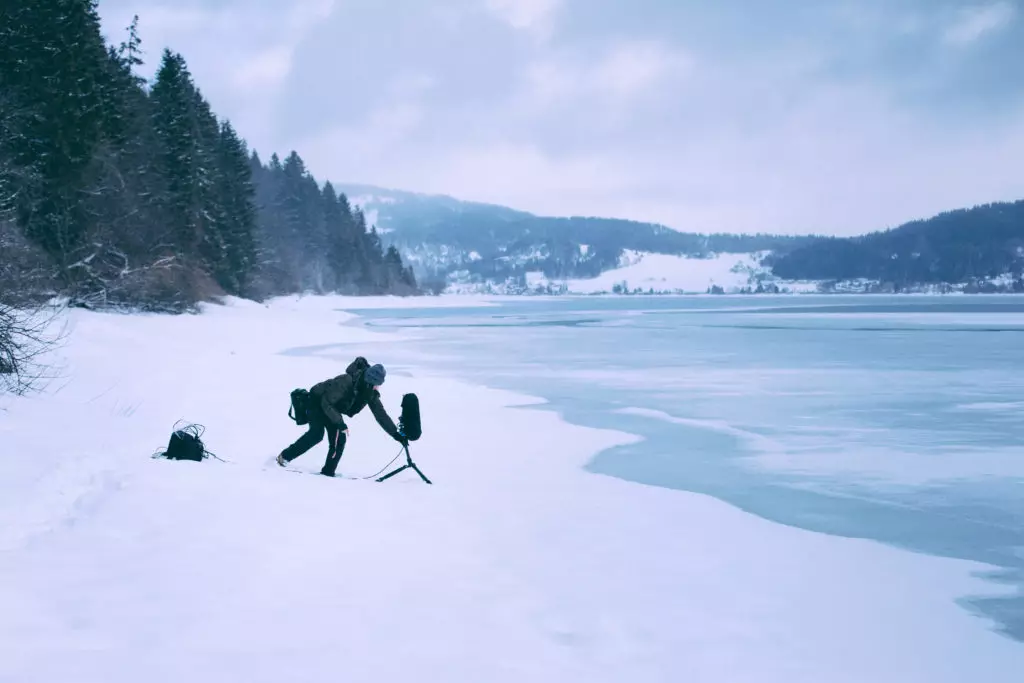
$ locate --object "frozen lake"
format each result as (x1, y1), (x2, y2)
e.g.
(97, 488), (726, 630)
(349, 294), (1024, 641)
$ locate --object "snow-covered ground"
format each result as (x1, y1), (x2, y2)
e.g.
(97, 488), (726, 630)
(561, 250), (817, 294)
(2, 295), (1022, 682)
(445, 250), (822, 295)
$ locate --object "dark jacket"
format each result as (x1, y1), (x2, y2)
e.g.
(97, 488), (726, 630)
(309, 357), (401, 440)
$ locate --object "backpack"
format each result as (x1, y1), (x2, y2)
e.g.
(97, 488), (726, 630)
(155, 422), (217, 462)
(346, 356), (370, 377)
(288, 388), (311, 425)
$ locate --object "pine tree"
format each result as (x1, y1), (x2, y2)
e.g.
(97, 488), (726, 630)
(275, 151), (318, 290)
(193, 87), (228, 284)
(72, 38), (172, 305)
(333, 191), (361, 291)
(320, 182), (347, 291)
(384, 245), (405, 288)
(350, 208), (374, 291)
(214, 121), (257, 295)
(242, 151), (419, 297)
(150, 49), (204, 261)
(402, 265), (418, 290)
(359, 219), (387, 293)
(249, 151), (292, 294)
(300, 169), (328, 291)
(0, 91), (32, 225)
(117, 15), (144, 73)
(1, 5), (419, 312)
(0, 0), (112, 272)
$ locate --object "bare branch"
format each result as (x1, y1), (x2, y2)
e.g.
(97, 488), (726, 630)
(0, 300), (68, 396)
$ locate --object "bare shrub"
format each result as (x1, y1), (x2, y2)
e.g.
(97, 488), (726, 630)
(0, 219), (59, 305)
(0, 300), (67, 396)
(65, 246), (226, 313)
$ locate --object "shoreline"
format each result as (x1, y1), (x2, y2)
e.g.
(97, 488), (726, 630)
(335, 296), (1024, 645)
(2, 294), (1023, 680)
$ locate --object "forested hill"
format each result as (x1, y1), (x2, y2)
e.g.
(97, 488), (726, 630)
(339, 185), (817, 285)
(768, 200), (1024, 290)
(0, 3), (417, 312)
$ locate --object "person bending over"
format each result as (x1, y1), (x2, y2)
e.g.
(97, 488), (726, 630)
(278, 357), (406, 477)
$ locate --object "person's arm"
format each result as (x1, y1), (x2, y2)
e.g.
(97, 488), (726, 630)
(320, 375), (351, 428)
(368, 391), (403, 442)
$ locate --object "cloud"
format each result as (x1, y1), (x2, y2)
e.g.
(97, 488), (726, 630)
(485, 0), (562, 38)
(383, 73), (437, 100)
(229, 45), (293, 90)
(297, 101), (425, 176)
(100, 0), (335, 90)
(943, 1), (1016, 45)
(286, 0), (336, 30)
(114, 0), (334, 43)
(96, 0), (1024, 237)
(595, 41), (694, 98)
(422, 142), (635, 201)
(98, 0), (338, 154)
(368, 73), (1024, 236)
(521, 40), (693, 113)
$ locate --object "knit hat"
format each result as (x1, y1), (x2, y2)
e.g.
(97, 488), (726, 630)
(364, 363), (386, 387)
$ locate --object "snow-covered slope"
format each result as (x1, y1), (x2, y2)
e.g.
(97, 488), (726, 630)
(565, 250), (770, 294)
(335, 183), (817, 292)
(2, 296), (1022, 681)
(459, 250), (819, 295)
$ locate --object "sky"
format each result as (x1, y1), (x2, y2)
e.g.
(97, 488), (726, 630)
(95, 0), (1024, 236)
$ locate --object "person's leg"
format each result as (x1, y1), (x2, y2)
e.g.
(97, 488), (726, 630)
(279, 416), (326, 464)
(320, 427), (347, 477)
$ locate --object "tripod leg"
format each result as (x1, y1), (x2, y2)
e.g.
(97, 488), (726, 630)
(375, 445), (432, 484)
(376, 464), (410, 482)
(409, 463), (432, 484)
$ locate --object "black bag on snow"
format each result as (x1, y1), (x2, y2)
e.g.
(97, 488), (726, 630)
(289, 388), (311, 425)
(155, 422), (216, 462)
(399, 393), (422, 441)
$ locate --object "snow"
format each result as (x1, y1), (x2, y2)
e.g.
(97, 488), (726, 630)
(2, 295), (1023, 682)
(559, 251), (798, 294)
(619, 407), (1024, 486)
(525, 271), (548, 288)
(275, 292), (500, 309)
(346, 194), (394, 232)
(347, 193), (398, 207)
(442, 250), (803, 296)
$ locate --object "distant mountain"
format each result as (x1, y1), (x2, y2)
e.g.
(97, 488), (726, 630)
(768, 200), (1024, 293)
(336, 183), (1024, 295)
(335, 183), (815, 292)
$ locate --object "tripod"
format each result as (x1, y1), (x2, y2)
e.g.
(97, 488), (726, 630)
(377, 395), (430, 484)
(376, 442), (432, 484)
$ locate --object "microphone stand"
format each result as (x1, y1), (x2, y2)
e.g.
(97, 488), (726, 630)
(376, 440), (432, 484)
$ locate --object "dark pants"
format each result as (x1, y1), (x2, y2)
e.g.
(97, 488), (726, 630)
(280, 407), (348, 476)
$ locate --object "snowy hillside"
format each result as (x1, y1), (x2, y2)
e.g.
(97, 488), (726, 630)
(561, 250), (817, 294)
(338, 186), (1024, 296)
(447, 250), (820, 295)
(336, 183), (814, 292)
